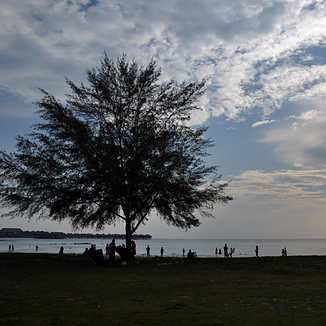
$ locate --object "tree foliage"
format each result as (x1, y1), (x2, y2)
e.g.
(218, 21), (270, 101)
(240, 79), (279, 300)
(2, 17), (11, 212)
(0, 54), (233, 252)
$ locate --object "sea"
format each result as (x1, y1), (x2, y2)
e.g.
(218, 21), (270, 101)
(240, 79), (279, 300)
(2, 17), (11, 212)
(1, 237), (326, 258)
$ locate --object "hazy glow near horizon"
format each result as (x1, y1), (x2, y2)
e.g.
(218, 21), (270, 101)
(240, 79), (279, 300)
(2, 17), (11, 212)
(1, 0), (326, 239)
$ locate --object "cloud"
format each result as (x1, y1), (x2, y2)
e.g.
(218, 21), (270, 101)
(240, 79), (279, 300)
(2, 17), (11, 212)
(0, 0), (326, 123)
(230, 168), (326, 199)
(286, 109), (323, 121)
(262, 102), (326, 168)
(199, 167), (326, 239)
(252, 119), (276, 128)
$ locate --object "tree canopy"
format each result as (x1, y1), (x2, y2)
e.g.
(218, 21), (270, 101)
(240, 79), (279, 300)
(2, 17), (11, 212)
(0, 54), (233, 255)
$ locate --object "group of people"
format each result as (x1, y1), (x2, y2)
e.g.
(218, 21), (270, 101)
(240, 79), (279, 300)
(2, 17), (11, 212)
(216, 245), (260, 258)
(145, 246), (197, 259)
(104, 239), (137, 261)
(282, 247), (288, 256)
(58, 241), (291, 259)
(83, 244), (97, 264)
(211, 245), (291, 258)
(8, 241), (291, 258)
(213, 244), (236, 258)
(217, 244), (235, 258)
(145, 245), (165, 258)
(186, 249), (197, 259)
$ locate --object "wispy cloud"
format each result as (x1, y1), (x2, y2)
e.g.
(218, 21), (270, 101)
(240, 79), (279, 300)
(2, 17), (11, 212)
(262, 102), (326, 168)
(211, 167), (326, 239)
(230, 169), (326, 199)
(252, 120), (276, 128)
(286, 109), (323, 121)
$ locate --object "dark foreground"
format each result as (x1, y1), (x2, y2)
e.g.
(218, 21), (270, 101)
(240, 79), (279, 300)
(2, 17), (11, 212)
(1, 253), (326, 326)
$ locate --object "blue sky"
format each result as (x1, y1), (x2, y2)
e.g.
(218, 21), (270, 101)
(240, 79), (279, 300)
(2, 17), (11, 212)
(1, 0), (326, 239)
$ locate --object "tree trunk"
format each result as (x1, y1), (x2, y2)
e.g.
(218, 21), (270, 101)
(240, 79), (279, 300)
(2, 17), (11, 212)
(125, 217), (132, 261)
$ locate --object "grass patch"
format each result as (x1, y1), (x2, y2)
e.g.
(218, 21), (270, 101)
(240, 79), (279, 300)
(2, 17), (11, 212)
(1, 253), (326, 325)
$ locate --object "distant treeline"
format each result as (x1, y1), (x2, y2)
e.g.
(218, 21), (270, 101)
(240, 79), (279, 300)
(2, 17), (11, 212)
(0, 229), (152, 240)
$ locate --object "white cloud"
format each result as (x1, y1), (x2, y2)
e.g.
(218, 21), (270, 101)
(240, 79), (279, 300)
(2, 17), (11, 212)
(252, 119), (276, 128)
(0, 0), (325, 122)
(286, 109), (323, 121)
(262, 102), (326, 168)
(196, 167), (326, 239)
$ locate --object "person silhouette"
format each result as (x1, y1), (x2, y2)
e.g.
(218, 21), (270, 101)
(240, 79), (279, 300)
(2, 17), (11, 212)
(255, 245), (259, 257)
(146, 245), (150, 257)
(223, 244), (228, 258)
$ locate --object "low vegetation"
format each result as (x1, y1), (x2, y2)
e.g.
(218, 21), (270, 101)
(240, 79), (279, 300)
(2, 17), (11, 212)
(1, 253), (326, 325)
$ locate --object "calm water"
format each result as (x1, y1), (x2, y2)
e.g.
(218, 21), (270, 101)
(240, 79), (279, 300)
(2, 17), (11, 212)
(1, 237), (326, 257)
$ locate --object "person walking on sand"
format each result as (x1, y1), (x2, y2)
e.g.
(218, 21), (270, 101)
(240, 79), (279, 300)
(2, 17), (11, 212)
(146, 245), (150, 257)
(255, 245), (259, 257)
(160, 247), (164, 257)
(223, 244), (228, 258)
(182, 248), (185, 257)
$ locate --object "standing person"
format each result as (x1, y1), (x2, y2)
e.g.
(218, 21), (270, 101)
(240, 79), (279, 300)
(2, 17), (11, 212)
(108, 239), (116, 261)
(223, 244), (228, 258)
(284, 247), (287, 256)
(59, 246), (64, 254)
(131, 240), (136, 261)
(215, 248), (218, 256)
(160, 247), (164, 257)
(83, 248), (89, 260)
(182, 248), (185, 257)
(255, 245), (259, 257)
(146, 245), (150, 257)
(229, 247), (233, 258)
(88, 244), (96, 264)
(105, 243), (109, 256)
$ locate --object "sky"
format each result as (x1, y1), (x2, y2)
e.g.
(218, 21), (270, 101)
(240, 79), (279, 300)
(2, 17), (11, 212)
(1, 0), (326, 239)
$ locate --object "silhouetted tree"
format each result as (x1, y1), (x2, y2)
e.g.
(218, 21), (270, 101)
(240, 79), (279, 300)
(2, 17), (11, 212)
(0, 54), (233, 258)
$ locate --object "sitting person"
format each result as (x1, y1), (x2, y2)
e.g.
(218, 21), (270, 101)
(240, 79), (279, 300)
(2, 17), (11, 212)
(187, 249), (194, 259)
(83, 248), (89, 259)
(88, 244), (96, 264)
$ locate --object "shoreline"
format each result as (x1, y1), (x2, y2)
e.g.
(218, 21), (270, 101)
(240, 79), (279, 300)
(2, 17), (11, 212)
(2, 237), (326, 257)
(3, 251), (326, 260)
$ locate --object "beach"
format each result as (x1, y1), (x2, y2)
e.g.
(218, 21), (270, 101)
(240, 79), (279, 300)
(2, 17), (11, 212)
(1, 237), (326, 257)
